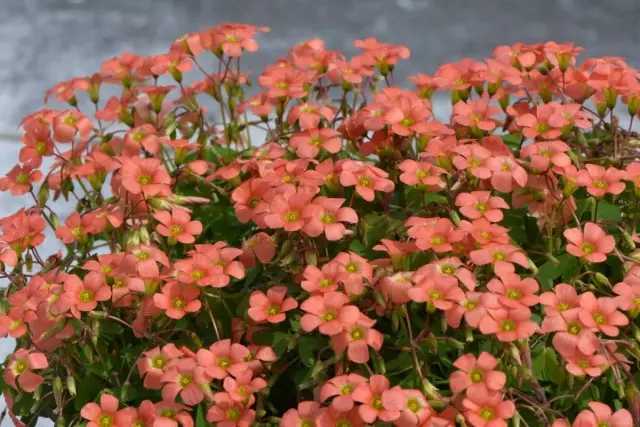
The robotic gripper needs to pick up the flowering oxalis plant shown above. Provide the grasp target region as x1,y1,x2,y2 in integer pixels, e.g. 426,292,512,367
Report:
3,24,640,427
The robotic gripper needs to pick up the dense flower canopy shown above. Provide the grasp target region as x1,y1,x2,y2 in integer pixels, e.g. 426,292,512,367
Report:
1,23,640,427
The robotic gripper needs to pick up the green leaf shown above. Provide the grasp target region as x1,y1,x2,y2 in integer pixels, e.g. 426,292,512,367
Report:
597,201,621,221
73,374,103,411
196,404,208,427
298,336,325,367
537,254,577,290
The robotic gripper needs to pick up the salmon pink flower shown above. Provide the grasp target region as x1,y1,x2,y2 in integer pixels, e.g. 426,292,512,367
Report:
462,389,516,427
137,344,184,389
398,160,447,189
384,97,430,136
579,292,628,336
264,187,315,231
153,282,202,320
196,339,249,380
449,352,506,395
332,251,374,295
153,401,193,427
290,128,341,159
301,264,341,294
613,277,640,311
452,97,501,132
281,401,322,427
223,369,267,404
576,164,626,196
301,292,361,335
486,156,528,193
4,349,48,392
240,232,276,268
331,313,383,364
0,163,42,196
339,161,394,202
459,218,510,246
455,191,508,222
319,374,368,412
316,407,365,427
188,242,245,287
206,392,255,426
415,257,477,291
287,101,334,130
453,144,492,179
53,109,93,142
564,222,615,263
516,103,564,140
161,357,211,406
302,197,358,241
469,244,529,276
80,394,130,427
395,389,433,427
574,402,632,427
118,157,171,197
352,375,405,423
408,218,465,253
211,24,268,57
407,276,465,310
55,212,95,244
544,309,598,357
259,67,308,99
248,285,298,324
564,349,608,377
540,283,580,317
487,272,539,309
154,208,203,244
520,140,571,172
62,272,111,318
479,307,537,342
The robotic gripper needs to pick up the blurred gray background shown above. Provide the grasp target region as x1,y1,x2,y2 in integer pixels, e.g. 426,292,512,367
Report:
0,0,639,425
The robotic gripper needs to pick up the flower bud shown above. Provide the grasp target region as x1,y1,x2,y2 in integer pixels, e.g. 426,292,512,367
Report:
594,272,611,288
421,380,441,400
66,376,76,396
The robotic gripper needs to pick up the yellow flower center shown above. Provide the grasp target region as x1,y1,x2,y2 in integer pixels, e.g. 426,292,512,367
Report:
226,408,240,421
13,360,28,375
501,162,512,172
500,320,515,332
35,142,47,155
217,357,231,368
463,300,478,310
593,313,606,325
336,421,352,427
493,252,506,261
407,398,421,413
480,407,495,421
358,177,372,187
429,290,443,300
137,174,151,185
178,374,192,387
581,243,595,255
151,355,166,369
441,265,455,275
479,231,491,240
470,369,484,383
319,278,333,288
276,82,289,90
71,226,84,237
266,305,280,316
633,297,640,307
160,409,176,418
372,396,384,410
322,310,337,321
350,327,364,340
536,122,550,133
136,251,150,261
558,303,570,311
340,385,353,395
16,174,29,185
170,225,182,235
469,158,481,168
191,270,205,280
539,148,553,158
431,235,445,246
475,202,487,212
98,415,114,427
285,211,300,222
321,214,336,224
101,265,113,273
345,262,359,273
506,288,521,300
567,322,582,335
577,360,589,369
400,117,414,128
172,297,186,309
78,290,94,302
416,170,428,179
300,421,313,427
594,180,607,189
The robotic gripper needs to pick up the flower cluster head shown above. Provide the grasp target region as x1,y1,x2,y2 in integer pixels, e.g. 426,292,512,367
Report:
1,25,640,427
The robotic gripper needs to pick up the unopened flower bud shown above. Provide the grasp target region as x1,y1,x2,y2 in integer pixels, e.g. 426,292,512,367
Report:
66,376,76,396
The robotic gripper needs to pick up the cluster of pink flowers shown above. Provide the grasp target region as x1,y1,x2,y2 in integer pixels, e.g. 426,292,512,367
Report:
1,24,640,427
